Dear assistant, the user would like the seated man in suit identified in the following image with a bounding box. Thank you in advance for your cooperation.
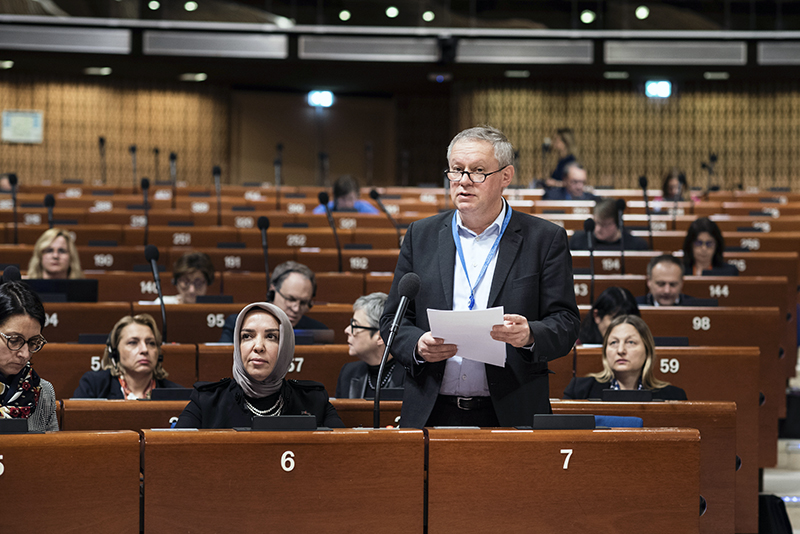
[219,261,327,342]
[542,162,599,201]
[569,198,649,251]
[637,254,696,306]
[336,292,405,399]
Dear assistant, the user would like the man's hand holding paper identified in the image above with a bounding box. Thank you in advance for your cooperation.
[427,306,508,367]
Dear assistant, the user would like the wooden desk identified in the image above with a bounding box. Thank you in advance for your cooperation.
[297,249,400,274]
[330,399,403,428]
[92,271,222,302]
[0,430,140,533]
[426,427,700,533]
[552,401,737,534]
[60,399,188,431]
[42,302,132,343]
[221,271,366,305]
[141,428,425,533]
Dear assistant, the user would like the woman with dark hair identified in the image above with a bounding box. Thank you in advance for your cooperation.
[0,280,58,431]
[682,217,739,276]
[564,315,686,400]
[73,314,183,399]
[660,168,687,201]
[577,286,640,345]
[547,128,579,187]
[176,302,343,428]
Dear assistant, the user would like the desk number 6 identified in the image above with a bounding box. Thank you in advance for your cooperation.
[281,451,295,472]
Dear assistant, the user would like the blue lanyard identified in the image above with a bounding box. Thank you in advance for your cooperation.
[452,203,512,310]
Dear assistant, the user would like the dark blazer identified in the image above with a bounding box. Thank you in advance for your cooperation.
[335,360,406,399]
[569,229,650,251]
[72,369,183,399]
[563,376,687,400]
[219,313,328,343]
[175,378,344,429]
[684,263,740,277]
[380,208,581,428]
[541,188,598,202]
[635,293,716,307]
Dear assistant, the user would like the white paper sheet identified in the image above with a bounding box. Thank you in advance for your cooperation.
[427,306,507,367]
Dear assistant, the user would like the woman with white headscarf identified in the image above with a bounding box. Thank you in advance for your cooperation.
[176,302,343,428]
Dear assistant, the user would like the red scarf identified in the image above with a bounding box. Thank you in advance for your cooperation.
[118,375,156,399]
[0,362,42,419]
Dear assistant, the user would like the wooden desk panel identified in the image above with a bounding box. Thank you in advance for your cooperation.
[78,246,153,271]
[552,401,736,534]
[123,226,239,248]
[331,399,403,428]
[141,428,424,533]
[297,249,400,274]
[167,247,296,275]
[6,224,124,246]
[0,430,140,533]
[60,399,188,431]
[42,302,132,343]
[221,271,366,305]
[93,271,221,302]
[426,427,700,534]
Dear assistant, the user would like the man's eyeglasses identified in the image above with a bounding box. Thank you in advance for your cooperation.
[1,332,47,353]
[275,288,313,309]
[444,165,509,184]
[693,240,716,249]
[176,278,208,291]
[349,318,379,333]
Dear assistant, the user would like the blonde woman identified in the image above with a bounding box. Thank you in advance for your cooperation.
[27,228,83,279]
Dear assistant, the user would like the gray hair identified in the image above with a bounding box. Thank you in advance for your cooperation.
[446,126,515,168]
[353,292,388,329]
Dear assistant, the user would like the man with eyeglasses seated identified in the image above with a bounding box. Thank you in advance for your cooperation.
[140,251,215,305]
[219,261,328,343]
[569,198,649,252]
[336,292,405,399]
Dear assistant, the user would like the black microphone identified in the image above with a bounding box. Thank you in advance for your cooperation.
[318,191,343,273]
[44,194,55,229]
[274,143,283,210]
[145,245,167,344]
[8,173,18,245]
[129,145,137,192]
[616,199,627,275]
[370,189,402,247]
[257,216,270,299]
[141,178,150,246]
[2,265,21,283]
[153,147,160,184]
[584,218,596,305]
[98,137,107,184]
[169,152,177,209]
[213,166,222,226]
[672,174,686,230]
[639,175,654,250]
[374,272,421,428]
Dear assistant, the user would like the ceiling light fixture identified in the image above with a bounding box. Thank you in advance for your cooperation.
[603,71,630,79]
[635,6,650,20]
[422,11,435,22]
[504,70,530,79]
[339,10,351,21]
[83,67,112,76]
[184,1,198,12]
[385,6,399,19]
[645,80,671,98]
[179,73,207,82]
[704,71,730,80]
[580,10,596,24]
[0,61,14,70]
[308,90,334,107]
[148,1,160,10]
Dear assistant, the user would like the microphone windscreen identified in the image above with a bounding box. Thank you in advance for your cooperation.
[144,244,160,262]
[213,166,221,178]
[44,194,55,208]
[129,145,137,154]
[616,199,627,213]
[398,272,421,300]
[141,178,150,190]
[639,176,648,189]
[98,137,105,148]
[257,216,270,230]
[318,191,330,205]
[369,189,380,200]
[583,218,595,233]
[543,137,552,147]
[2,265,21,283]
[169,152,177,161]
[8,173,17,186]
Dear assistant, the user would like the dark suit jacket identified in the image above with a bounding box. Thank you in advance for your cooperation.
[219,313,328,343]
[335,360,406,399]
[635,293,715,307]
[175,378,344,428]
[563,376,687,400]
[380,208,581,428]
[684,263,740,277]
[569,229,650,251]
[73,369,183,399]
[541,188,598,202]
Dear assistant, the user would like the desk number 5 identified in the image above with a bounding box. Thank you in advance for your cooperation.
[560,449,573,470]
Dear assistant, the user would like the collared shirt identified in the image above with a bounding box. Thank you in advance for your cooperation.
[439,201,508,397]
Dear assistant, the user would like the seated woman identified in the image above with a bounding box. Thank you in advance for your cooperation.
[0,280,58,431]
[659,168,687,202]
[176,302,343,428]
[27,228,83,279]
[564,315,687,400]
[682,217,738,276]
[142,251,215,305]
[73,314,183,399]
[336,292,405,398]
[577,287,640,345]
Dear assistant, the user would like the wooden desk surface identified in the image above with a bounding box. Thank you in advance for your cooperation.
[426,427,700,534]
[0,430,141,533]
[60,399,188,431]
[141,428,424,533]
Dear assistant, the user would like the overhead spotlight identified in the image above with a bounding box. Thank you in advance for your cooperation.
[504,70,530,79]
[308,90,334,107]
[148,0,160,10]
[386,6,399,18]
[704,71,730,80]
[635,6,650,20]
[603,71,630,80]
[580,10,596,24]
[427,73,452,83]
[645,80,671,98]
[0,61,14,70]
[184,1,198,12]
[83,67,112,76]
[422,11,435,22]
[339,10,351,21]
[179,73,207,82]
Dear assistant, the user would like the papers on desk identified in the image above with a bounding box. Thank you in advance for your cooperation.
[427,306,507,367]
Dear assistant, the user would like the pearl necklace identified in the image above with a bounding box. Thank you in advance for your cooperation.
[244,393,284,417]
[367,361,395,390]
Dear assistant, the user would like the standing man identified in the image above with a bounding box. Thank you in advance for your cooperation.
[380,126,580,428]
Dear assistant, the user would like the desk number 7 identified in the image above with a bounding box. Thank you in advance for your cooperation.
[560,449,573,469]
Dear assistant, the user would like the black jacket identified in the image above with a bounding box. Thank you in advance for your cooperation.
[635,293,717,307]
[175,378,344,429]
[335,360,406,399]
[563,376,687,401]
[569,230,649,251]
[73,369,184,399]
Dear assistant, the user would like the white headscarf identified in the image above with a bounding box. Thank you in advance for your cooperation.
[231,302,295,398]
